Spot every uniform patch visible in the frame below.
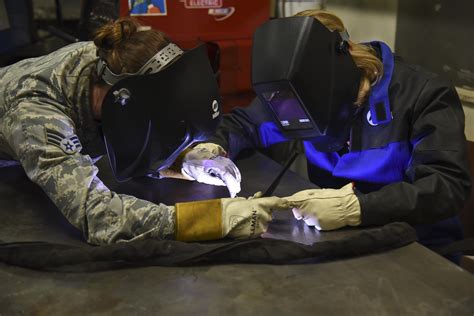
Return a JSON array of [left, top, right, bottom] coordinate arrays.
[[46, 129, 82, 154]]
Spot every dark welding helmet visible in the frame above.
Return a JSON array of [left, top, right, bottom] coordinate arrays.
[[100, 44, 222, 181], [252, 16, 361, 152]]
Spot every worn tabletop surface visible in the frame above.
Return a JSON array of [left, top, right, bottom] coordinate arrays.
[[1, 151, 473, 315]]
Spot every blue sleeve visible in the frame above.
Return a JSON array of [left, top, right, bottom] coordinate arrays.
[[208, 98, 289, 159]]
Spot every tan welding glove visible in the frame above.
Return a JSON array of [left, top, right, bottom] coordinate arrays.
[[181, 143, 242, 198], [284, 183, 361, 231], [175, 194, 289, 241]]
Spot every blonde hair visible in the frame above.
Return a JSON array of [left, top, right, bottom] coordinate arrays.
[[295, 10, 383, 106], [94, 17, 169, 76]]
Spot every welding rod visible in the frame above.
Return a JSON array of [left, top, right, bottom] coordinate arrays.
[[262, 151, 299, 197]]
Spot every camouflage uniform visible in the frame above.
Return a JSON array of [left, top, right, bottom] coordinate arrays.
[[0, 42, 176, 245]]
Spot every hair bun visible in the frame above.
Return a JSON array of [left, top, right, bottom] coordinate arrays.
[[117, 18, 139, 40], [94, 17, 142, 51]]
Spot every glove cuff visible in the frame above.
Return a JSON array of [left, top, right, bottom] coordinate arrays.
[[193, 143, 227, 157], [343, 193, 361, 227], [175, 199, 223, 241]]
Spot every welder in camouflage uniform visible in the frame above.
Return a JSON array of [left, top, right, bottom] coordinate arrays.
[[0, 17, 288, 245]]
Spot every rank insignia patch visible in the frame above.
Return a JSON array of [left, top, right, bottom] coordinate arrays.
[[46, 129, 82, 154]]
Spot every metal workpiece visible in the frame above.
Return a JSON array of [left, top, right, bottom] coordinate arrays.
[[1, 152, 473, 315]]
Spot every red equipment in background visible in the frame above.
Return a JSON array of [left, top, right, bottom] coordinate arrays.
[[119, 0, 271, 112]]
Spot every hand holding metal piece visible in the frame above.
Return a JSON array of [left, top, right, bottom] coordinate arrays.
[[182, 143, 242, 197]]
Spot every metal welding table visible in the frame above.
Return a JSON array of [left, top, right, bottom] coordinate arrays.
[[0, 152, 473, 315]]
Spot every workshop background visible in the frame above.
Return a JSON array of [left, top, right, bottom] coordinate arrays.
[[1, 0, 473, 238]]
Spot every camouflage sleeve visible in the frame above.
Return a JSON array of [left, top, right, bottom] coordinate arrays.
[[3, 102, 176, 245]]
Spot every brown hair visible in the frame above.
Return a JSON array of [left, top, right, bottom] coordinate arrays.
[[94, 17, 169, 75], [295, 10, 383, 106]]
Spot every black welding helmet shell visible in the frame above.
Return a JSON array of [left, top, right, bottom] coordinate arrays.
[[252, 16, 361, 152], [101, 44, 221, 181]]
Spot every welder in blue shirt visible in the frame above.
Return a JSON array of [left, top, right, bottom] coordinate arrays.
[[199, 10, 471, 256]]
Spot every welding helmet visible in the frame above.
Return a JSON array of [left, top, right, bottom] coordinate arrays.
[[100, 44, 222, 181], [252, 16, 361, 152]]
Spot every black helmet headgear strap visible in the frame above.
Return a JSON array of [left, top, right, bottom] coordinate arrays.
[[96, 42, 184, 86]]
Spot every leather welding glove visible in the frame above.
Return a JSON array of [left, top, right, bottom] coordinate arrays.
[[175, 194, 289, 241], [285, 183, 361, 231], [181, 143, 242, 198]]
